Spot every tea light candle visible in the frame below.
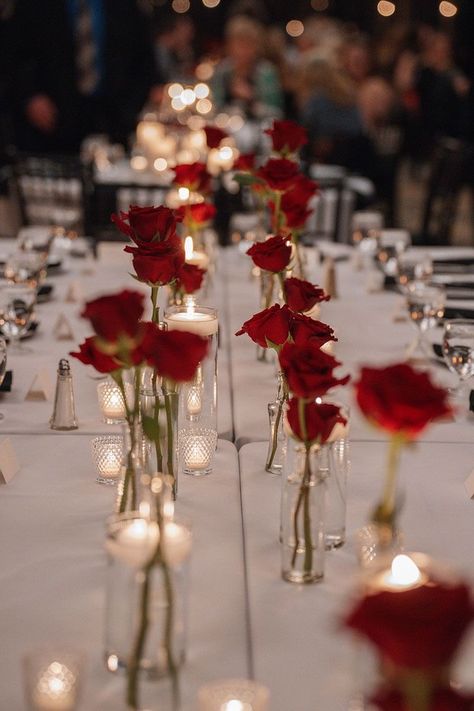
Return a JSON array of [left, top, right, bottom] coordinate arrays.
[[371, 554, 427, 592], [91, 435, 123, 484], [185, 436, 212, 470], [165, 303, 218, 338], [184, 236, 209, 271], [31, 661, 77, 711], [187, 385, 203, 416], [197, 679, 270, 711], [97, 380, 133, 424], [106, 518, 192, 568]]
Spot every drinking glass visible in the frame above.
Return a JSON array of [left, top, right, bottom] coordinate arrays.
[[442, 319, 474, 410], [396, 251, 433, 292], [4, 250, 47, 289], [405, 282, 445, 357], [0, 337, 7, 421], [351, 211, 383, 269], [0, 284, 37, 353], [375, 229, 411, 277]]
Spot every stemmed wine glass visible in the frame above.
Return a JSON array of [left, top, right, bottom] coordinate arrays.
[[405, 282, 445, 358], [0, 284, 37, 353], [0, 337, 7, 420], [4, 250, 47, 289], [442, 319, 474, 412], [396, 251, 433, 292]]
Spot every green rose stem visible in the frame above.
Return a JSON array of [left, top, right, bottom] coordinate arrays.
[[163, 383, 177, 499], [290, 398, 314, 576], [150, 285, 160, 325], [126, 507, 179, 711], [151, 372, 164, 474], [265, 368, 288, 472], [372, 434, 405, 531], [292, 232, 306, 281], [272, 190, 282, 233], [116, 368, 141, 513]]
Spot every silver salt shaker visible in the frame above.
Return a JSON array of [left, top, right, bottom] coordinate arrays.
[[50, 358, 78, 430]]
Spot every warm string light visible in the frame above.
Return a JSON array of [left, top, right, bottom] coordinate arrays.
[[377, 1, 396, 16], [286, 19, 304, 37], [439, 1, 457, 17]]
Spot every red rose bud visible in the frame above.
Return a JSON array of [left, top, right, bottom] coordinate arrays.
[[280, 203, 312, 230], [176, 263, 205, 294], [236, 304, 292, 349], [344, 581, 474, 672], [284, 277, 329, 312], [256, 158, 300, 191], [143, 329, 208, 383], [287, 398, 346, 444], [283, 174, 318, 206], [81, 289, 144, 343], [279, 341, 349, 398], [112, 205, 179, 249], [247, 235, 292, 273], [371, 687, 474, 711], [127, 248, 184, 286], [204, 125, 228, 149], [264, 119, 308, 155], [173, 162, 211, 193], [70, 337, 121, 373], [289, 312, 336, 347], [234, 153, 256, 171], [188, 202, 217, 225], [355, 363, 453, 438]]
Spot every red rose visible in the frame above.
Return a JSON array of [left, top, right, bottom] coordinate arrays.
[[279, 341, 349, 398], [128, 245, 184, 286], [355, 363, 452, 439], [70, 337, 121, 373], [247, 235, 292, 273], [236, 304, 292, 349], [280, 203, 312, 229], [234, 153, 256, 171], [188, 202, 216, 225], [265, 119, 308, 155], [283, 174, 318, 205], [287, 398, 346, 444], [289, 312, 336, 347], [173, 162, 211, 193], [284, 277, 329, 312], [204, 125, 228, 149], [143, 329, 208, 383], [81, 290, 144, 343], [256, 158, 300, 191], [371, 687, 474, 711], [175, 263, 205, 294], [112, 205, 179, 250], [345, 582, 474, 671]]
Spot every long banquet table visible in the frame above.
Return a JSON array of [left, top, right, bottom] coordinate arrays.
[[1, 241, 474, 710]]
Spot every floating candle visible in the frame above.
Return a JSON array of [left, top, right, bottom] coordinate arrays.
[[165, 304, 218, 338], [184, 236, 209, 271], [106, 518, 192, 568], [372, 554, 427, 591]]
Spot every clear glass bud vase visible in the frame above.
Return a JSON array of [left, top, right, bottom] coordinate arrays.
[[116, 421, 148, 514], [281, 440, 326, 584], [265, 372, 288, 474], [319, 439, 350, 550]]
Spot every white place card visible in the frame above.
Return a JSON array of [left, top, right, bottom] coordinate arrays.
[[464, 470, 474, 500], [0, 437, 20, 484], [53, 313, 74, 341], [25, 369, 54, 401], [65, 280, 83, 304]]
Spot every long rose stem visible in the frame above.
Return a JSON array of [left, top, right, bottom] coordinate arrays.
[[163, 387, 177, 498]]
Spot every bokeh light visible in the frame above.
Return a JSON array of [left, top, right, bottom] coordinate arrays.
[[377, 1, 396, 16], [439, 1, 457, 17], [286, 20, 304, 37]]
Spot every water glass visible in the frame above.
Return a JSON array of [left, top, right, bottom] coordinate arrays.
[[0, 336, 7, 421], [396, 251, 433, 292], [442, 319, 474, 408], [0, 284, 37, 352], [4, 250, 47, 289]]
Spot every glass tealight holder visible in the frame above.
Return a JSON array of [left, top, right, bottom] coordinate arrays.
[[178, 426, 217, 477], [197, 678, 270, 711], [23, 646, 85, 711], [97, 378, 133, 424], [91, 434, 123, 485]]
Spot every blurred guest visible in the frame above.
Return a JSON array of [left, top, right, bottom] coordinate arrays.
[[8, 0, 157, 153], [341, 37, 372, 86], [264, 25, 298, 118], [298, 55, 363, 166], [212, 15, 283, 118], [153, 13, 195, 84]]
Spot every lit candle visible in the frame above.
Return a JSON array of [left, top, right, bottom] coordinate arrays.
[[106, 518, 192, 568], [198, 679, 270, 711], [97, 381, 133, 424], [184, 235, 210, 271], [184, 436, 212, 471], [187, 385, 203, 416], [165, 303, 218, 338], [31, 661, 77, 711], [372, 554, 427, 591], [91, 435, 123, 483]]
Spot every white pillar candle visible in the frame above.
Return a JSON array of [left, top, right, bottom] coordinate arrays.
[[106, 518, 192, 568]]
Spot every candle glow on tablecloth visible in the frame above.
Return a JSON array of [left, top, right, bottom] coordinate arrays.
[[31, 661, 77, 711]]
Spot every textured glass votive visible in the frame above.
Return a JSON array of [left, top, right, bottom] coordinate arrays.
[[97, 380, 133, 424], [197, 679, 270, 711], [23, 647, 85, 711], [178, 427, 217, 477], [91, 435, 123, 485]]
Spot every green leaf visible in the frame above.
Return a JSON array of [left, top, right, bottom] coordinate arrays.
[[233, 173, 265, 188]]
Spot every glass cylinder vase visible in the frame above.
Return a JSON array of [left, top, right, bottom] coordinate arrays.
[[265, 371, 288, 474], [105, 513, 191, 681], [281, 440, 326, 584], [116, 421, 149, 514], [320, 438, 350, 550]]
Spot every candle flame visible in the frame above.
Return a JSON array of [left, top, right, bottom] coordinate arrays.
[[178, 187, 190, 201], [185, 236, 194, 260], [390, 554, 421, 587]]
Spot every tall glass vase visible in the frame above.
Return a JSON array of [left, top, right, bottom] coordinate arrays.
[[257, 270, 275, 362], [319, 439, 350, 550], [116, 421, 148, 514], [281, 440, 326, 584], [105, 512, 191, 711], [265, 371, 288, 474]]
